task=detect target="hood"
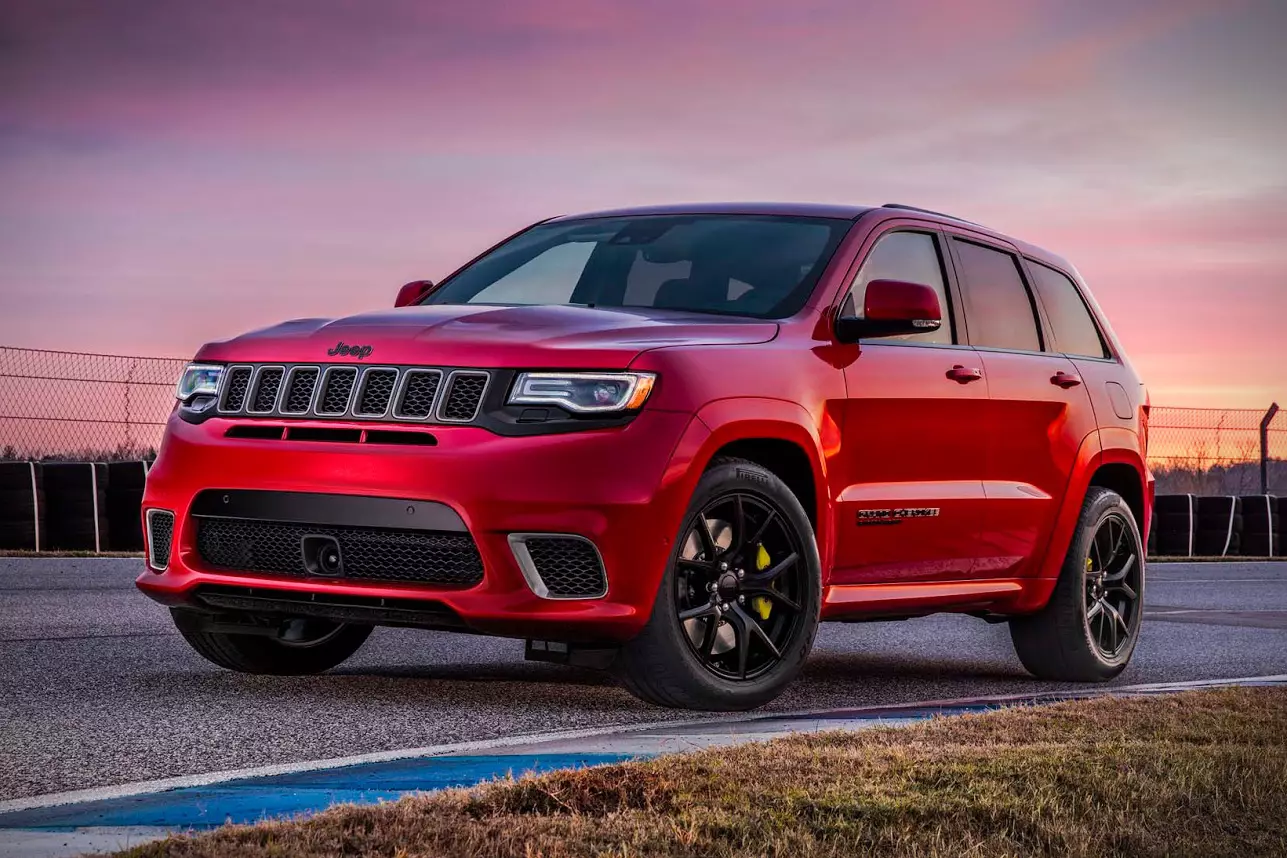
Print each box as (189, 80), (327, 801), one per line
(194, 304), (778, 368)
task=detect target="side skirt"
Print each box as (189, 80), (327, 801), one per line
(821, 579), (1025, 621)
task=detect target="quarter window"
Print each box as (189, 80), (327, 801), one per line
(1028, 261), (1109, 359)
(843, 231), (953, 344)
(951, 240), (1042, 352)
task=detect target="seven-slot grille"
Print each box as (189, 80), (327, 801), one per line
(216, 364), (490, 424)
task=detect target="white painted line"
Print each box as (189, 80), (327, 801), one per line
(3, 672), (1284, 817)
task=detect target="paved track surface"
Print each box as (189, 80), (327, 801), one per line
(2, 558), (1285, 800)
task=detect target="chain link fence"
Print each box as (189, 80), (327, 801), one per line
(0, 347), (186, 461)
(0, 347), (1283, 492)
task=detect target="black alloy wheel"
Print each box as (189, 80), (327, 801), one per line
(615, 457), (821, 710)
(673, 492), (808, 681)
(1084, 511), (1142, 658)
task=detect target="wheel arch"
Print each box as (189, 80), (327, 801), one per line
(681, 398), (834, 574)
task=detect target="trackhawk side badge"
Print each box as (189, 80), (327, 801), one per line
(327, 341), (373, 359)
(856, 507), (940, 526)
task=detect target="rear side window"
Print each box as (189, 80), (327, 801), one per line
(842, 231), (953, 344)
(951, 239), (1041, 352)
(1028, 261), (1110, 359)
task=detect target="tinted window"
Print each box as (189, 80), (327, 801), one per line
(952, 240), (1041, 352)
(425, 215), (852, 318)
(842, 231), (952, 344)
(1028, 261), (1109, 358)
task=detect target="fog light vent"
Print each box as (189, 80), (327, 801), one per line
(146, 509), (175, 572)
(509, 534), (607, 599)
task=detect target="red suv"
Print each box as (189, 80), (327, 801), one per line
(139, 202), (1152, 710)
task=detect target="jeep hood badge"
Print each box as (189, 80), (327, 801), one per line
(328, 341), (373, 359)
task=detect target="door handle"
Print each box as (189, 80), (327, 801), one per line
(1051, 371), (1082, 389)
(946, 365), (983, 384)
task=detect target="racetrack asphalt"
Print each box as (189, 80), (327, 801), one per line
(2, 557), (1286, 801)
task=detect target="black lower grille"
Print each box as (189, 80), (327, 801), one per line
(524, 536), (606, 597)
(196, 517), (483, 586)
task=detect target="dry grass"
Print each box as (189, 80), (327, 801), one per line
(115, 687), (1287, 858)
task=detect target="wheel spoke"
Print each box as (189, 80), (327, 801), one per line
(1107, 601), (1130, 638)
(1091, 531), (1105, 573)
(1109, 581), (1137, 601)
(695, 515), (721, 560)
(699, 617), (719, 658)
(679, 603), (717, 622)
(733, 603), (781, 660)
(1104, 554), (1135, 583)
(746, 551), (799, 586)
(747, 587), (802, 614)
(731, 495), (747, 555)
(1086, 599), (1103, 621)
(722, 608), (751, 678)
(745, 508), (777, 554)
(677, 557), (714, 573)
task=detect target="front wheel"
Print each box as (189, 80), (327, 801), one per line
(616, 458), (821, 710)
(172, 610), (373, 675)
(1010, 487), (1145, 681)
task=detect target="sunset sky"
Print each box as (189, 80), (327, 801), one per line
(2, 0), (1284, 408)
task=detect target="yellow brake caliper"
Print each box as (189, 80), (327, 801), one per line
(752, 544), (773, 620)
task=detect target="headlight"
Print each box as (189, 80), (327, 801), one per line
(508, 371), (656, 414)
(175, 364), (223, 401)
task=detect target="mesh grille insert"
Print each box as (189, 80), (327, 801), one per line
(282, 368), (319, 414)
(441, 373), (488, 421)
(196, 517), (484, 586)
(395, 370), (442, 418)
(356, 369), (398, 416)
(318, 368), (357, 415)
(524, 536), (606, 598)
(147, 510), (175, 571)
(251, 368), (284, 412)
(222, 368), (252, 411)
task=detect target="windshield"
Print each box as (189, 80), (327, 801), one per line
(422, 214), (853, 318)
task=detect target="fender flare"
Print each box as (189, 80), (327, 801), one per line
(1013, 429), (1150, 613)
(662, 397), (835, 574)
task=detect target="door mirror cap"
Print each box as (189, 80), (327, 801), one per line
(834, 279), (942, 343)
(395, 280), (435, 308)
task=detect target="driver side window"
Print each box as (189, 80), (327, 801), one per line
(843, 231), (953, 344)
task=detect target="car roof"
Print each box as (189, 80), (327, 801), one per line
(548, 201), (1073, 273)
(549, 201), (876, 221)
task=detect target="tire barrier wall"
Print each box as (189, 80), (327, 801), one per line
(0, 462), (44, 551)
(1153, 494), (1282, 558)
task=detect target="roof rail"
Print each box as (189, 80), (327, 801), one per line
(881, 203), (983, 227)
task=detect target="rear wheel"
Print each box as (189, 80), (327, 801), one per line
(171, 610), (372, 675)
(1010, 487), (1144, 681)
(616, 458), (821, 710)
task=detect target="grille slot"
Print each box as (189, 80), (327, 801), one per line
(221, 367), (253, 411)
(196, 517), (484, 586)
(250, 367), (285, 413)
(439, 372), (489, 422)
(317, 367), (358, 415)
(281, 367), (319, 414)
(355, 368), (399, 417)
(394, 370), (442, 419)
(511, 535), (607, 599)
(146, 509), (175, 572)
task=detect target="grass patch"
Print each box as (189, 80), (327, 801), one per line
(116, 687), (1287, 857)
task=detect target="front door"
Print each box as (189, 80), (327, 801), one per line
(832, 229), (991, 585)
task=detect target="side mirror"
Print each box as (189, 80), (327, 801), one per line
(395, 280), (435, 308)
(834, 279), (942, 343)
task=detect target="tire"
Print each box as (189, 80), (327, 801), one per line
(615, 457), (821, 710)
(1153, 494), (1194, 515)
(0, 463), (41, 491)
(171, 609), (372, 675)
(1010, 487), (1144, 682)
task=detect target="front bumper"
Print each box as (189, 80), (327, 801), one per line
(138, 408), (700, 642)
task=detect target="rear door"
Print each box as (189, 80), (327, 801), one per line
(832, 227), (990, 585)
(946, 235), (1099, 579)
